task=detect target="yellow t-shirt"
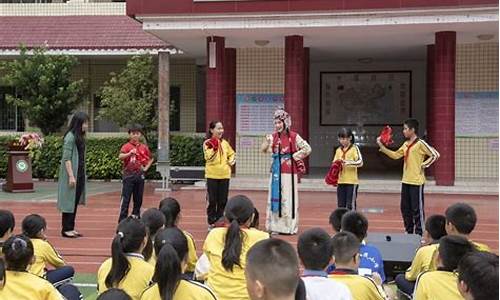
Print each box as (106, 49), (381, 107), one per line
(146, 251), (157, 267)
(97, 254), (155, 300)
(414, 270), (464, 300)
(405, 243), (439, 281)
(203, 227), (269, 300)
(184, 230), (198, 273)
(379, 139), (439, 185)
(204, 139), (235, 179)
(0, 270), (64, 300)
(28, 239), (66, 277)
(333, 145), (363, 185)
(140, 280), (217, 300)
(473, 241), (491, 252)
(329, 273), (385, 300)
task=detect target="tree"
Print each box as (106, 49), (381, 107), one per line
(98, 55), (158, 138)
(0, 46), (84, 135)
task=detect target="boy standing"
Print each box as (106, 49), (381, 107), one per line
(118, 125), (153, 222)
(377, 119), (439, 235)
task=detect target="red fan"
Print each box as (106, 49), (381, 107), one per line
(379, 125), (394, 146)
(205, 137), (220, 151)
(325, 160), (343, 186)
(296, 159), (306, 174)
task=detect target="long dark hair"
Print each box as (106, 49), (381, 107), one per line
(153, 227), (188, 300)
(141, 208), (165, 261)
(206, 120), (222, 139)
(159, 198), (181, 228)
(0, 235), (34, 287)
(338, 128), (355, 145)
(22, 214), (46, 239)
(105, 217), (147, 289)
(222, 195), (255, 272)
(64, 112), (89, 146)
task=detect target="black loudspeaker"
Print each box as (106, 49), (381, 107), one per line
(365, 232), (422, 281)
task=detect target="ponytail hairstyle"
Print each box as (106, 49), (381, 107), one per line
(206, 120), (222, 139)
(141, 208), (166, 261)
(105, 217), (147, 289)
(153, 227), (189, 300)
(1, 235), (34, 287)
(159, 198), (181, 228)
(222, 195), (255, 272)
(338, 128), (355, 145)
(22, 214), (47, 239)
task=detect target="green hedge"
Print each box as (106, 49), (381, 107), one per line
(0, 135), (204, 180)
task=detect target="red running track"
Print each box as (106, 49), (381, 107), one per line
(4, 185), (498, 273)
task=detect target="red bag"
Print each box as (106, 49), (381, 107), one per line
(379, 125), (394, 146)
(325, 160), (343, 186)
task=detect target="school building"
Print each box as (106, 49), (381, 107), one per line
(0, 0), (498, 185)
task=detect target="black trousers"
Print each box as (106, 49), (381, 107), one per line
(395, 273), (416, 298)
(337, 184), (358, 210)
(401, 183), (425, 235)
(119, 173), (145, 223)
(61, 177), (84, 232)
(206, 178), (230, 225)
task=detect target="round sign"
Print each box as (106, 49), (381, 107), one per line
(16, 159), (28, 173)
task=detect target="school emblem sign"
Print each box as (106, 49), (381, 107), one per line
(16, 159), (28, 173)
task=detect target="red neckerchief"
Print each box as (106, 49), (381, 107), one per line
(341, 145), (353, 160)
(404, 138), (419, 168)
(330, 268), (357, 275)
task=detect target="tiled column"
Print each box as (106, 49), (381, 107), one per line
(426, 44), (435, 177)
(432, 31), (456, 186)
(303, 47), (310, 173)
(223, 48), (237, 148)
(206, 36), (225, 127)
(285, 35), (307, 139)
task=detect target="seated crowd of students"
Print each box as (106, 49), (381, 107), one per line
(0, 198), (497, 300)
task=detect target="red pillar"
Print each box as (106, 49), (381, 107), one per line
(303, 47), (310, 173)
(223, 48), (237, 147)
(432, 31), (456, 186)
(285, 35), (306, 137)
(206, 36), (225, 128)
(426, 44), (435, 177)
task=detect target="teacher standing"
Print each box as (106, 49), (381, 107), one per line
(57, 112), (89, 238)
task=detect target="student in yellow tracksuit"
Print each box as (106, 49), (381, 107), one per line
(333, 128), (363, 210)
(395, 214), (447, 297)
(158, 197), (198, 278)
(142, 227), (216, 300)
(377, 119), (439, 235)
(0, 235), (80, 300)
(329, 232), (387, 300)
(414, 235), (475, 300)
(203, 196), (269, 300)
(204, 121), (236, 228)
(97, 217), (154, 300)
(445, 202), (492, 252)
(22, 214), (75, 286)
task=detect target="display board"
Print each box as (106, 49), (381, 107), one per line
(236, 93), (284, 134)
(456, 91), (499, 137)
(320, 71), (412, 126)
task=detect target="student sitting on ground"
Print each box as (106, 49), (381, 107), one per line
(395, 214), (447, 297)
(340, 211), (386, 283)
(297, 228), (351, 300)
(141, 208), (165, 266)
(245, 239), (299, 300)
(0, 210), (15, 248)
(445, 202), (491, 252)
(203, 195), (268, 300)
(329, 232), (386, 300)
(413, 235), (476, 300)
(22, 214), (75, 287)
(141, 227), (216, 300)
(159, 197), (198, 278)
(457, 251), (498, 300)
(0, 234), (81, 300)
(329, 208), (349, 235)
(97, 217), (154, 300)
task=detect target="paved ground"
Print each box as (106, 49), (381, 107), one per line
(1, 181), (497, 274)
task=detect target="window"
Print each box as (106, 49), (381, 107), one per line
(0, 87), (24, 131)
(170, 86), (181, 131)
